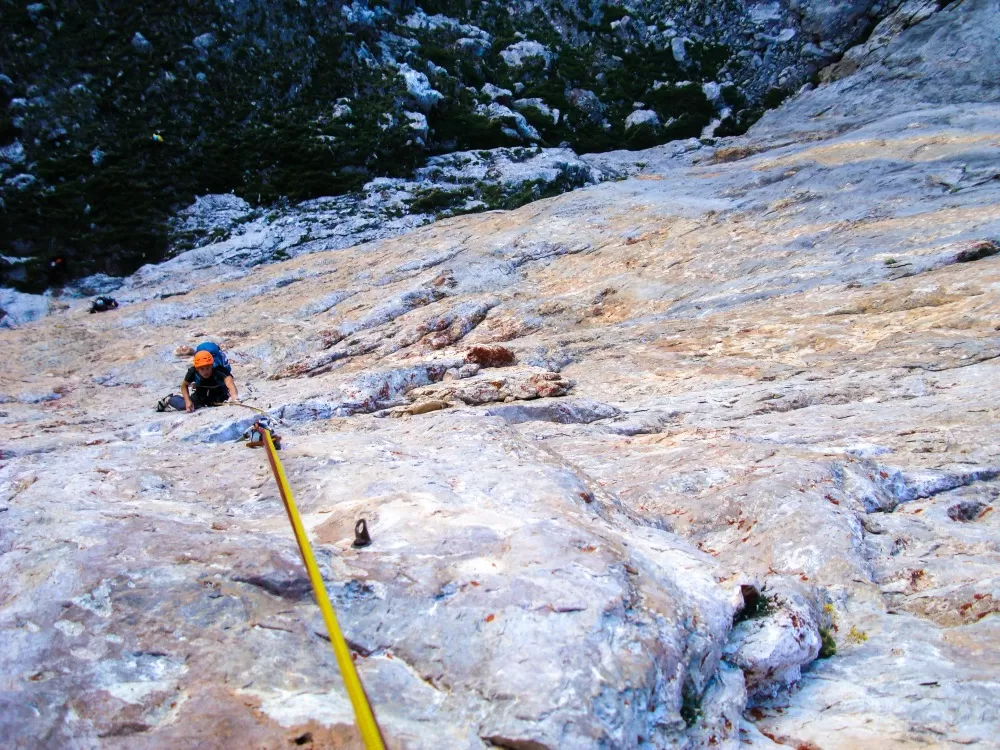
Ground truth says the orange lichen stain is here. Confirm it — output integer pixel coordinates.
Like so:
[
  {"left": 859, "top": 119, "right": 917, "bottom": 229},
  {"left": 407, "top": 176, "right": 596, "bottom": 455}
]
[{"left": 484, "top": 614, "right": 495, "bottom": 623}]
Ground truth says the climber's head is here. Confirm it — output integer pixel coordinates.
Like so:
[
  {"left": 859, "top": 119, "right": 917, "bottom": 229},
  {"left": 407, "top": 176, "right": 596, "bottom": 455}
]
[{"left": 193, "top": 350, "right": 214, "bottom": 377}]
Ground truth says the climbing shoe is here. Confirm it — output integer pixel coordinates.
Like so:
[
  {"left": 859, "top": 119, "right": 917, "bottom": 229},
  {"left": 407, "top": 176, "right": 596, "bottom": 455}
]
[{"left": 156, "top": 394, "right": 178, "bottom": 412}]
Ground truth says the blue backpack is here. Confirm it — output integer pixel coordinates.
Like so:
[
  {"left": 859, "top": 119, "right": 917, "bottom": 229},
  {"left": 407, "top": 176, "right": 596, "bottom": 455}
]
[{"left": 194, "top": 342, "right": 232, "bottom": 380}]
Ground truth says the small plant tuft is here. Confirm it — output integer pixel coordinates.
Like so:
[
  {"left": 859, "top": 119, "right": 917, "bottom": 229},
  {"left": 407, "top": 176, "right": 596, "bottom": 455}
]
[
  {"left": 680, "top": 686, "right": 703, "bottom": 727},
  {"left": 734, "top": 585, "right": 772, "bottom": 624},
  {"left": 818, "top": 627, "right": 837, "bottom": 658}
]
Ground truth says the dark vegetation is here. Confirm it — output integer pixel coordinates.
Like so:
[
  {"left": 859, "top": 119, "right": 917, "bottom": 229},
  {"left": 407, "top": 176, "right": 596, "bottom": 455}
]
[
  {"left": 734, "top": 585, "right": 772, "bottom": 625},
  {"left": 1, "top": 0, "right": 774, "bottom": 291},
  {"left": 818, "top": 627, "right": 837, "bottom": 658},
  {"left": 1, "top": 0, "right": 418, "bottom": 290}
]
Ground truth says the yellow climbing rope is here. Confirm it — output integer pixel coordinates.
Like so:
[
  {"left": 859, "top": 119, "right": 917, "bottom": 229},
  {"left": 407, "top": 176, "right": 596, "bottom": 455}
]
[
  {"left": 259, "top": 424, "right": 386, "bottom": 749},
  {"left": 232, "top": 400, "right": 269, "bottom": 415}
]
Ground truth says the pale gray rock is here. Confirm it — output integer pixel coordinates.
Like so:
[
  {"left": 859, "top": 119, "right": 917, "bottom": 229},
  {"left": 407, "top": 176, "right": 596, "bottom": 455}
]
[
  {"left": 500, "top": 40, "right": 553, "bottom": 69},
  {"left": 355, "top": 43, "right": 377, "bottom": 67},
  {"left": 686, "top": 662, "right": 747, "bottom": 748},
  {"left": 724, "top": 584, "right": 822, "bottom": 700},
  {"left": 404, "top": 111, "right": 428, "bottom": 143},
  {"left": 0, "top": 141, "right": 26, "bottom": 168},
  {"left": 16, "top": 391, "right": 60, "bottom": 404},
  {"left": 750, "top": 2, "right": 783, "bottom": 25},
  {"left": 403, "top": 8, "right": 489, "bottom": 41},
  {"left": 0, "top": 287, "right": 49, "bottom": 327},
  {"left": 475, "top": 103, "right": 540, "bottom": 141},
  {"left": 341, "top": 0, "right": 376, "bottom": 26},
  {"left": 172, "top": 193, "right": 253, "bottom": 237},
  {"left": 131, "top": 31, "right": 152, "bottom": 52},
  {"left": 567, "top": 88, "right": 606, "bottom": 127},
  {"left": 671, "top": 35, "right": 689, "bottom": 62},
  {"left": 484, "top": 398, "right": 619, "bottom": 425},
  {"left": 456, "top": 37, "right": 490, "bottom": 56},
  {"left": 64, "top": 273, "right": 124, "bottom": 297},
  {"left": 480, "top": 83, "right": 511, "bottom": 101},
  {"left": 625, "top": 109, "right": 660, "bottom": 131},
  {"left": 5, "top": 173, "right": 37, "bottom": 190},
  {"left": 752, "top": 0, "right": 1000, "bottom": 145},
  {"left": 796, "top": 0, "right": 879, "bottom": 38},
  {"left": 331, "top": 100, "right": 352, "bottom": 120},
  {"left": 192, "top": 32, "right": 216, "bottom": 50},
  {"left": 397, "top": 63, "right": 443, "bottom": 112},
  {"left": 181, "top": 414, "right": 258, "bottom": 443},
  {"left": 512, "top": 97, "right": 559, "bottom": 125}
]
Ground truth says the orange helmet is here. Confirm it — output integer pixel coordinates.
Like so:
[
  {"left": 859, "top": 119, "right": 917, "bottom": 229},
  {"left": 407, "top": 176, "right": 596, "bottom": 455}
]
[{"left": 193, "top": 351, "right": 214, "bottom": 368}]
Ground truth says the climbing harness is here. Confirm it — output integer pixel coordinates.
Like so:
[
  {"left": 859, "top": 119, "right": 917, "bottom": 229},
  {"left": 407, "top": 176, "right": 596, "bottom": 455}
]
[{"left": 251, "top": 419, "right": 385, "bottom": 749}]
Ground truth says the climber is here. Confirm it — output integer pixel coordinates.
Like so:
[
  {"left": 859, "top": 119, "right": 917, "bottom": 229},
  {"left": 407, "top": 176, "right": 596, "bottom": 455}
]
[
  {"left": 89, "top": 296, "right": 119, "bottom": 313},
  {"left": 47, "top": 256, "right": 68, "bottom": 287},
  {"left": 157, "top": 344, "right": 237, "bottom": 413}
]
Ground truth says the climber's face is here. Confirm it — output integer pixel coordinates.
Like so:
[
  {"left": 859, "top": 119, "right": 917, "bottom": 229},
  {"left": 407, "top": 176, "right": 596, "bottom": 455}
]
[{"left": 196, "top": 364, "right": 214, "bottom": 379}]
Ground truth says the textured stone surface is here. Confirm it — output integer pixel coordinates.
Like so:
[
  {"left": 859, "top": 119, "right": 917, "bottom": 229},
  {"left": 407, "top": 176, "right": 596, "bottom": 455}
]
[{"left": 1, "top": 2, "right": 999, "bottom": 748}]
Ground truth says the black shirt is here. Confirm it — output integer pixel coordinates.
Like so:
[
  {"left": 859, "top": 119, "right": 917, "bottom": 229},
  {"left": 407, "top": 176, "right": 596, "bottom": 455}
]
[{"left": 184, "top": 366, "right": 231, "bottom": 404}]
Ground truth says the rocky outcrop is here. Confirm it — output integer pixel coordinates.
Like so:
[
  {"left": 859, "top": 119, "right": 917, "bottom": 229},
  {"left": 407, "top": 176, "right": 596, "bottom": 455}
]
[
  {"left": 1, "top": 0, "right": 895, "bottom": 290},
  {"left": 1, "top": 1, "right": 999, "bottom": 747}
]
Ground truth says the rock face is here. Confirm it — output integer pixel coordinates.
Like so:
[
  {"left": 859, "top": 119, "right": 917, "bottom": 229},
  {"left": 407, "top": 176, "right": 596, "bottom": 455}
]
[
  {"left": 2, "top": 2, "right": 1000, "bottom": 748},
  {"left": 156, "top": 145, "right": 620, "bottom": 272}
]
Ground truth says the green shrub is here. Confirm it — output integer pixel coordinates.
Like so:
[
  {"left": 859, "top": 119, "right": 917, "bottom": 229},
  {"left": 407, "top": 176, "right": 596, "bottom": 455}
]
[
  {"left": 818, "top": 628, "right": 837, "bottom": 658},
  {"left": 680, "top": 685, "right": 703, "bottom": 727},
  {"left": 734, "top": 587, "right": 772, "bottom": 625},
  {"left": 645, "top": 83, "right": 713, "bottom": 122},
  {"left": 623, "top": 123, "right": 661, "bottom": 150},
  {"left": 721, "top": 84, "right": 746, "bottom": 111},
  {"left": 428, "top": 104, "right": 522, "bottom": 152},
  {"left": 763, "top": 87, "right": 792, "bottom": 109},
  {"left": 409, "top": 187, "right": 474, "bottom": 213},
  {"left": 714, "top": 109, "right": 763, "bottom": 138},
  {"left": 598, "top": 4, "right": 630, "bottom": 27},
  {"left": 688, "top": 41, "right": 731, "bottom": 80}
]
